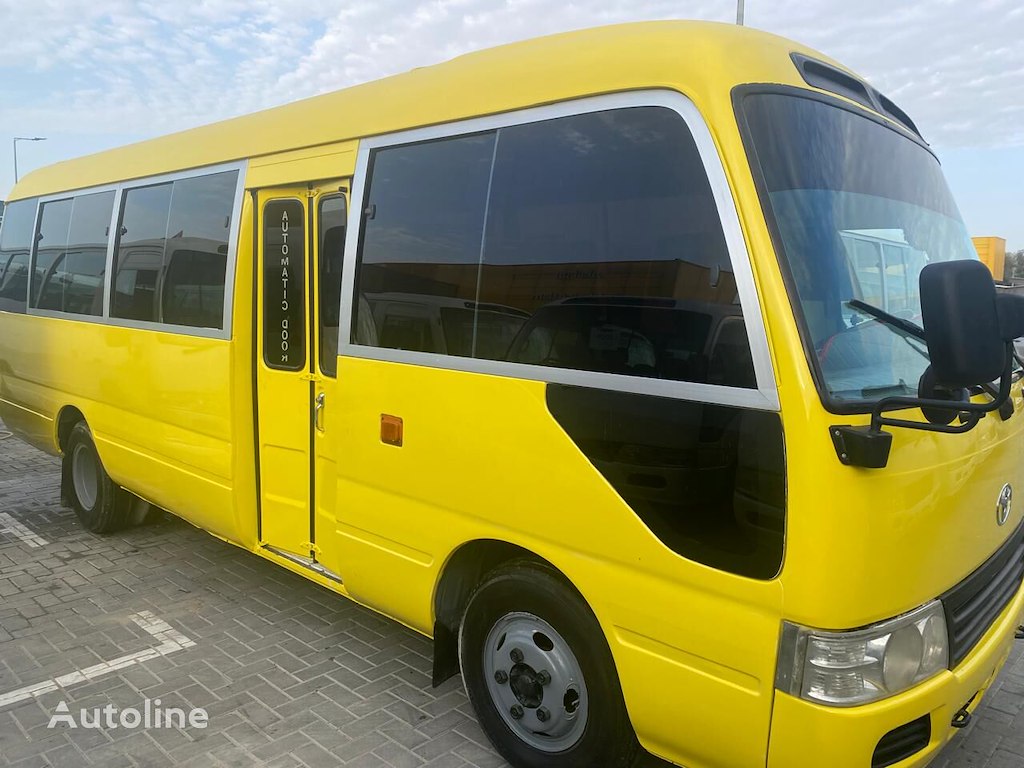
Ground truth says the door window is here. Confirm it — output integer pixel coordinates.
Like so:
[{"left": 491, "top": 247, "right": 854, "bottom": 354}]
[
  {"left": 263, "top": 199, "right": 306, "bottom": 371},
  {"left": 318, "top": 196, "right": 346, "bottom": 376}
]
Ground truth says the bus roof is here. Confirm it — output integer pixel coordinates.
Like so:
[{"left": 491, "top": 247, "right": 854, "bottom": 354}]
[{"left": 11, "top": 21, "right": 840, "bottom": 200}]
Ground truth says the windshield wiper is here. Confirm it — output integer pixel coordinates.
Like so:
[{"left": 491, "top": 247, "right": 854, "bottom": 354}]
[
  {"left": 847, "top": 299, "right": 924, "bottom": 340},
  {"left": 847, "top": 300, "right": 1015, "bottom": 416},
  {"left": 860, "top": 382, "right": 915, "bottom": 398}
]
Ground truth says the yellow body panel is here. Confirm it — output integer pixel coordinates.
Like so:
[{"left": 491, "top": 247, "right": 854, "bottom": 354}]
[
  {"left": 247, "top": 144, "right": 356, "bottom": 190},
  {"left": 781, "top": 384, "right": 1024, "bottom": 629},
  {"left": 321, "top": 358, "right": 781, "bottom": 768},
  {"left": 2, "top": 20, "right": 1023, "bottom": 768},
  {"left": 0, "top": 313, "right": 241, "bottom": 541}
]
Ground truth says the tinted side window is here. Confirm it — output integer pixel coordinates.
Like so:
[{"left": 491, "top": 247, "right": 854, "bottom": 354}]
[
  {"left": 547, "top": 385, "right": 785, "bottom": 579},
  {"left": 113, "top": 183, "right": 172, "bottom": 322},
  {"left": 354, "top": 132, "right": 497, "bottom": 354},
  {"left": 351, "top": 108, "right": 755, "bottom": 389},
  {"left": 0, "top": 199, "right": 38, "bottom": 312},
  {"left": 65, "top": 192, "right": 114, "bottom": 316},
  {"left": 34, "top": 191, "right": 113, "bottom": 316},
  {"left": 162, "top": 171, "right": 235, "bottom": 328},
  {"left": 490, "top": 108, "right": 752, "bottom": 387},
  {"left": 319, "top": 196, "right": 347, "bottom": 376},
  {"left": 32, "top": 198, "right": 73, "bottom": 310},
  {"left": 162, "top": 250, "right": 227, "bottom": 328},
  {"left": 113, "top": 170, "right": 237, "bottom": 328},
  {"left": 264, "top": 199, "right": 306, "bottom": 371}
]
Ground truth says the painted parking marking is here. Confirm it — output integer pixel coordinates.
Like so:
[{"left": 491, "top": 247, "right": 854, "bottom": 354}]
[
  {"left": 0, "top": 512, "right": 48, "bottom": 548},
  {"left": 0, "top": 611, "right": 195, "bottom": 709}
]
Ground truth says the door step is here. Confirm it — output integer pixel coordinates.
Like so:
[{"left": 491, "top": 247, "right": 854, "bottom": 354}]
[{"left": 262, "top": 545, "right": 343, "bottom": 584}]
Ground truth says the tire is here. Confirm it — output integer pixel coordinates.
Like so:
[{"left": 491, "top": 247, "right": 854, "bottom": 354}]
[
  {"left": 127, "top": 495, "right": 159, "bottom": 526},
  {"left": 459, "top": 561, "right": 640, "bottom": 768},
  {"left": 62, "top": 422, "right": 127, "bottom": 533}
]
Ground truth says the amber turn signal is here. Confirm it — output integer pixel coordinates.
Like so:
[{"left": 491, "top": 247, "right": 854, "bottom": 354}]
[{"left": 380, "top": 414, "right": 403, "bottom": 446}]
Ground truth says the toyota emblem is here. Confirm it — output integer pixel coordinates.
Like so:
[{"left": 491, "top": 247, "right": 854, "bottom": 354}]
[{"left": 996, "top": 484, "right": 1012, "bottom": 526}]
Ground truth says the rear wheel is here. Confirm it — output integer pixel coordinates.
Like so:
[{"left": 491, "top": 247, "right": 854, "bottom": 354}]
[
  {"left": 459, "top": 561, "right": 639, "bottom": 768},
  {"left": 63, "top": 422, "right": 127, "bottom": 533}
]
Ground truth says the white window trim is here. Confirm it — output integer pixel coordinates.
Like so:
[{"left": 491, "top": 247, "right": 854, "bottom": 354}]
[{"left": 339, "top": 89, "right": 779, "bottom": 411}]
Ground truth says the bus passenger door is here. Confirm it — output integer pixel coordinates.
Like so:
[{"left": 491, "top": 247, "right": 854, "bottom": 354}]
[
  {"left": 256, "top": 188, "right": 312, "bottom": 558},
  {"left": 255, "top": 182, "right": 349, "bottom": 575},
  {"left": 309, "top": 188, "right": 350, "bottom": 580}
]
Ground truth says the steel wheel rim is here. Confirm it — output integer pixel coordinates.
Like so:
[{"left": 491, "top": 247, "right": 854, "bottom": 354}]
[
  {"left": 483, "top": 611, "right": 588, "bottom": 752},
  {"left": 72, "top": 443, "right": 99, "bottom": 510}
]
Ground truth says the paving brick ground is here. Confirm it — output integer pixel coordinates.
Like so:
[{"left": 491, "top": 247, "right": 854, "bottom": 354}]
[{"left": 0, "top": 419, "right": 1021, "bottom": 768}]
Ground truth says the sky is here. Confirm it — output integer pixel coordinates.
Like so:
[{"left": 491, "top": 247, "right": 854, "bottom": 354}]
[{"left": 1, "top": 0, "right": 1022, "bottom": 249}]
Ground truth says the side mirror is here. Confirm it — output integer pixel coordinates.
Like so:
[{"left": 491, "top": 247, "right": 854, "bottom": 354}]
[
  {"left": 996, "top": 291, "right": 1024, "bottom": 344},
  {"left": 832, "top": 259, "right": 1019, "bottom": 469},
  {"left": 920, "top": 260, "right": 1004, "bottom": 387}
]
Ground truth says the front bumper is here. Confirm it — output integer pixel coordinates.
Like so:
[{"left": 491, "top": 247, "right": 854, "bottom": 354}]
[{"left": 767, "top": 583, "right": 1024, "bottom": 768}]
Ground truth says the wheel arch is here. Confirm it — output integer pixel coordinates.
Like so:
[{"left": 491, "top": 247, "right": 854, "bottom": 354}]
[
  {"left": 431, "top": 538, "right": 579, "bottom": 687},
  {"left": 55, "top": 404, "right": 87, "bottom": 454},
  {"left": 57, "top": 406, "right": 89, "bottom": 509}
]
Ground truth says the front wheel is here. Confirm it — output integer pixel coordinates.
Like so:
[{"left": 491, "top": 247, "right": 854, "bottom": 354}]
[
  {"left": 459, "top": 561, "right": 639, "bottom": 768},
  {"left": 63, "top": 422, "right": 127, "bottom": 533}
]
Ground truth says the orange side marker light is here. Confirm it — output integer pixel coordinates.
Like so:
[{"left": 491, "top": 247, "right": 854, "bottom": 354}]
[{"left": 380, "top": 414, "right": 403, "bottom": 447}]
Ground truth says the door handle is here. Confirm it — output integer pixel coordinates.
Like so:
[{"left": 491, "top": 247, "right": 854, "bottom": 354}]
[{"left": 314, "top": 392, "right": 326, "bottom": 432}]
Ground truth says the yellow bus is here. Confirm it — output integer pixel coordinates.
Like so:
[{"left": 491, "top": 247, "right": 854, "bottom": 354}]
[{"left": 2, "top": 21, "right": 1023, "bottom": 768}]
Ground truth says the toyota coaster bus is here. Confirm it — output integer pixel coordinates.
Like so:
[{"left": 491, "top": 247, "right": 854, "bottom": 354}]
[{"left": 1, "top": 21, "right": 1023, "bottom": 768}]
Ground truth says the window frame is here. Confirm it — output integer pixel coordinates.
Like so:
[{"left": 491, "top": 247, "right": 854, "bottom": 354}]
[
  {"left": 26, "top": 160, "right": 247, "bottom": 339},
  {"left": 341, "top": 90, "right": 778, "bottom": 411}
]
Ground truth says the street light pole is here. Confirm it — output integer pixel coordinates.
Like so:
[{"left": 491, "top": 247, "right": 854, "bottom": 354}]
[
  {"left": 737, "top": 0, "right": 745, "bottom": 25},
  {"left": 13, "top": 136, "right": 46, "bottom": 184}
]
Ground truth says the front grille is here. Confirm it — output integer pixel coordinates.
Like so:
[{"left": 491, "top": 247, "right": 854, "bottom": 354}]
[
  {"left": 941, "top": 518, "right": 1024, "bottom": 668},
  {"left": 872, "top": 715, "right": 931, "bottom": 768}
]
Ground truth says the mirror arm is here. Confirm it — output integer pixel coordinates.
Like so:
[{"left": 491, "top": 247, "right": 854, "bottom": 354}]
[
  {"left": 831, "top": 343, "right": 1014, "bottom": 469},
  {"left": 869, "top": 344, "right": 1013, "bottom": 432}
]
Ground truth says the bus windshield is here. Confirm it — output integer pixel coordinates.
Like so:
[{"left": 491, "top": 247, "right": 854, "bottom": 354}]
[{"left": 741, "top": 92, "right": 979, "bottom": 405}]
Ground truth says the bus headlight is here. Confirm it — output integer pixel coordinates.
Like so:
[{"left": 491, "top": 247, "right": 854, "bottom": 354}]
[{"left": 775, "top": 601, "right": 948, "bottom": 707}]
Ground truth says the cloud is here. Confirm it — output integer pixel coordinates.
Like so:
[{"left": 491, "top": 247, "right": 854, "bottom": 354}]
[
  {"left": 275, "top": 0, "right": 730, "bottom": 98},
  {"left": 765, "top": 0, "right": 1024, "bottom": 148},
  {"left": 1, "top": 0, "right": 1022, "bottom": 198}
]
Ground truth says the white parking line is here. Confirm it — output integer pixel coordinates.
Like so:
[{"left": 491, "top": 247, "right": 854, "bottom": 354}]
[
  {"left": 0, "top": 611, "right": 195, "bottom": 709},
  {"left": 0, "top": 512, "right": 48, "bottom": 548}
]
